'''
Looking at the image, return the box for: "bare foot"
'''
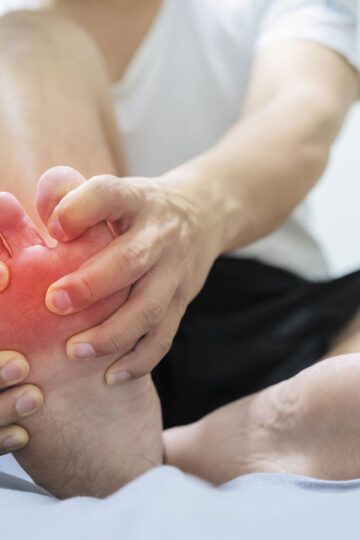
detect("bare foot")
[164,353,360,484]
[0,167,163,498]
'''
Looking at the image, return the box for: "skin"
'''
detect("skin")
[36,5,358,384]
[5,186,360,493]
[0,169,163,498]
[0,1,358,470]
[0,8,126,452]
[164,353,360,485]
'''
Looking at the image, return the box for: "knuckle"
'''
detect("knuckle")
[103,330,128,356]
[89,175,111,195]
[111,331,131,355]
[91,174,116,188]
[75,273,97,305]
[108,335,122,355]
[142,299,165,328]
[120,242,149,273]
[89,175,118,200]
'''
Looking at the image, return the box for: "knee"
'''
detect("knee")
[0,9,108,86]
[0,10,95,57]
[0,10,49,43]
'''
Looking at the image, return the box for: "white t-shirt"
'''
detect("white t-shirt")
[112,0,359,280]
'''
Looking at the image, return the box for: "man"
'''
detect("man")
[0,0,359,495]
[2,179,360,504]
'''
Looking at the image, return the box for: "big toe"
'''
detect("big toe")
[0,193,44,255]
[36,166,87,226]
[36,167,112,248]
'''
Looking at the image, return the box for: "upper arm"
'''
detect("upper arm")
[243,40,359,121]
[243,0,359,130]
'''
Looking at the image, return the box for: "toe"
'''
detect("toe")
[0,193,44,254]
[37,166,112,248]
[36,166,87,227]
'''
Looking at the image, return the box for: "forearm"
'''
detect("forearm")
[162,47,358,257]
[0,10,123,239]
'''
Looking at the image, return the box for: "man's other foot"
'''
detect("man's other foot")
[164,353,360,484]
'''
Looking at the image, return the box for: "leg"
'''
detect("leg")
[0,170,162,498]
[165,349,360,484]
[0,10,156,484]
[0,10,124,238]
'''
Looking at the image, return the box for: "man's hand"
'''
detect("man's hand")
[0,261,43,455]
[43,43,357,386]
[43,170,220,384]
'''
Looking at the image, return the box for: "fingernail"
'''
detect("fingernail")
[48,289,72,312]
[69,343,96,360]
[1,361,27,384]
[107,370,132,386]
[16,392,42,417]
[49,216,65,240]
[2,435,27,451]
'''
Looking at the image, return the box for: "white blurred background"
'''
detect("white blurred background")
[311,103,360,276]
[0,0,359,277]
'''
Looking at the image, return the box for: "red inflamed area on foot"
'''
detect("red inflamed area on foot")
[0,184,127,367]
[0,234,125,361]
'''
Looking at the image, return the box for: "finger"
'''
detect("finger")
[0,351,29,389]
[37,166,114,265]
[46,175,143,241]
[36,166,87,230]
[0,262,10,292]
[106,296,186,383]
[0,193,44,254]
[0,384,43,426]
[65,263,178,360]
[0,425,29,454]
[46,225,163,315]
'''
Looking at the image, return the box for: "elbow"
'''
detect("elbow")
[298,136,330,188]
[282,94,348,205]
[296,92,352,177]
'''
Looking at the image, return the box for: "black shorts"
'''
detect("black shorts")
[152,256,360,429]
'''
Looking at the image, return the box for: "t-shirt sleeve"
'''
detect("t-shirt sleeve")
[256,0,359,70]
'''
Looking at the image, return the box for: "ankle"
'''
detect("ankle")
[17,375,163,498]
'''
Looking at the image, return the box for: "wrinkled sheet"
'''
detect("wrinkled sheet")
[1,466,360,539]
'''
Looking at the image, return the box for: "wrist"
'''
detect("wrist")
[158,162,230,259]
